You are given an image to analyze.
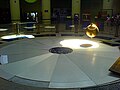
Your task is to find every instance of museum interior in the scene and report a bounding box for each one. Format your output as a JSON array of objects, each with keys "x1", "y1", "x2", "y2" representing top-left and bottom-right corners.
[{"x1": 0, "y1": 0, "x2": 120, "y2": 90}]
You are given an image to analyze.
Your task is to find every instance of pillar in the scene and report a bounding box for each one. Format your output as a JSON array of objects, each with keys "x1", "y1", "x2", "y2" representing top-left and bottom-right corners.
[
  {"x1": 72, "y1": 0, "x2": 81, "y2": 19},
  {"x1": 10, "y1": 0, "x2": 20, "y2": 23},
  {"x1": 42, "y1": 0, "x2": 51, "y2": 24},
  {"x1": 103, "y1": 0, "x2": 113, "y2": 16}
]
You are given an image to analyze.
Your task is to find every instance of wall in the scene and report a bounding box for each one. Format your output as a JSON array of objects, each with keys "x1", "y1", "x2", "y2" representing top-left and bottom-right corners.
[
  {"x1": 0, "y1": 0, "x2": 11, "y2": 23},
  {"x1": 0, "y1": 0, "x2": 10, "y2": 8},
  {"x1": 81, "y1": 0, "x2": 103, "y2": 20},
  {"x1": 103, "y1": 0, "x2": 113, "y2": 9},
  {"x1": 112, "y1": 0, "x2": 120, "y2": 14}
]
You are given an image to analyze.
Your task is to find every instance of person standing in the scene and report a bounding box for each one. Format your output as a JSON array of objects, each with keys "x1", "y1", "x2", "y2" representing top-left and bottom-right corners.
[
  {"x1": 74, "y1": 14, "x2": 79, "y2": 33},
  {"x1": 114, "y1": 13, "x2": 120, "y2": 37}
]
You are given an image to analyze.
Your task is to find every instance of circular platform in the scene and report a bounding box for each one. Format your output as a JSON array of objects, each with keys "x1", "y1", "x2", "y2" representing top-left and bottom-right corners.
[{"x1": 0, "y1": 36, "x2": 120, "y2": 88}]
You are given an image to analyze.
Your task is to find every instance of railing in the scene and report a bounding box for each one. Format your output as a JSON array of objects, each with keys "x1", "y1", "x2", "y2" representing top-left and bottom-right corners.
[{"x1": 0, "y1": 20, "x2": 119, "y2": 38}]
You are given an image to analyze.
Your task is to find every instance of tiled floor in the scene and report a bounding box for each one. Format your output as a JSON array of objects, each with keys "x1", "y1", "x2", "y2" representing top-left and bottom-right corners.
[
  {"x1": 0, "y1": 36, "x2": 120, "y2": 89},
  {"x1": 0, "y1": 22, "x2": 120, "y2": 89}
]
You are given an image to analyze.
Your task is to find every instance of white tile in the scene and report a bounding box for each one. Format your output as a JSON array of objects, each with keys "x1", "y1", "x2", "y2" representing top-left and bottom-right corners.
[
  {"x1": 49, "y1": 80, "x2": 95, "y2": 88},
  {"x1": 67, "y1": 51, "x2": 119, "y2": 84},
  {"x1": 50, "y1": 55, "x2": 94, "y2": 84},
  {"x1": 18, "y1": 54, "x2": 59, "y2": 81},
  {"x1": 0, "y1": 53, "x2": 53, "y2": 75},
  {"x1": 0, "y1": 69, "x2": 14, "y2": 80}
]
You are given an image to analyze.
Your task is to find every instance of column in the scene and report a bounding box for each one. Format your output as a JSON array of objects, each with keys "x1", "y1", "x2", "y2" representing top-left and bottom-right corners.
[
  {"x1": 42, "y1": 0, "x2": 51, "y2": 24},
  {"x1": 103, "y1": 0, "x2": 113, "y2": 15},
  {"x1": 72, "y1": 0, "x2": 81, "y2": 19},
  {"x1": 10, "y1": 0, "x2": 20, "y2": 23}
]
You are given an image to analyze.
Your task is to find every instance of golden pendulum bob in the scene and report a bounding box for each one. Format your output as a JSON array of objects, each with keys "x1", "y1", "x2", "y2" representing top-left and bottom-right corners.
[{"x1": 85, "y1": 23, "x2": 99, "y2": 38}]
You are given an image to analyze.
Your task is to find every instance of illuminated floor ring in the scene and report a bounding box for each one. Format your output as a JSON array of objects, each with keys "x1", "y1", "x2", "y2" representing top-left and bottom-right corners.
[{"x1": 60, "y1": 39, "x2": 99, "y2": 49}]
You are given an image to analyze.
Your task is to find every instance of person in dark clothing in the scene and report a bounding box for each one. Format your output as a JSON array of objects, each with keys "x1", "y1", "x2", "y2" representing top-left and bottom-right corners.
[
  {"x1": 74, "y1": 14, "x2": 79, "y2": 33},
  {"x1": 114, "y1": 13, "x2": 120, "y2": 37}
]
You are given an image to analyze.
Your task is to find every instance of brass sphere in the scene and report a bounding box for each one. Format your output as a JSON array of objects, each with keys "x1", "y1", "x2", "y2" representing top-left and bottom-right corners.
[{"x1": 85, "y1": 23, "x2": 99, "y2": 38}]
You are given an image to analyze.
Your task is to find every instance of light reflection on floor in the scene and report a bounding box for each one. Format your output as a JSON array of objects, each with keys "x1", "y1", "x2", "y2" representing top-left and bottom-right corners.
[{"x1": 60, "y1": 39, "x2": 99, "y2": 49}]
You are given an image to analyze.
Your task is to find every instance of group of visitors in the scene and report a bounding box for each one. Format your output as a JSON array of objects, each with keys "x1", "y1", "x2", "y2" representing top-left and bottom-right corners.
[{"x1": 106, "y1": 13, "x2": 120, "y2": 37}]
